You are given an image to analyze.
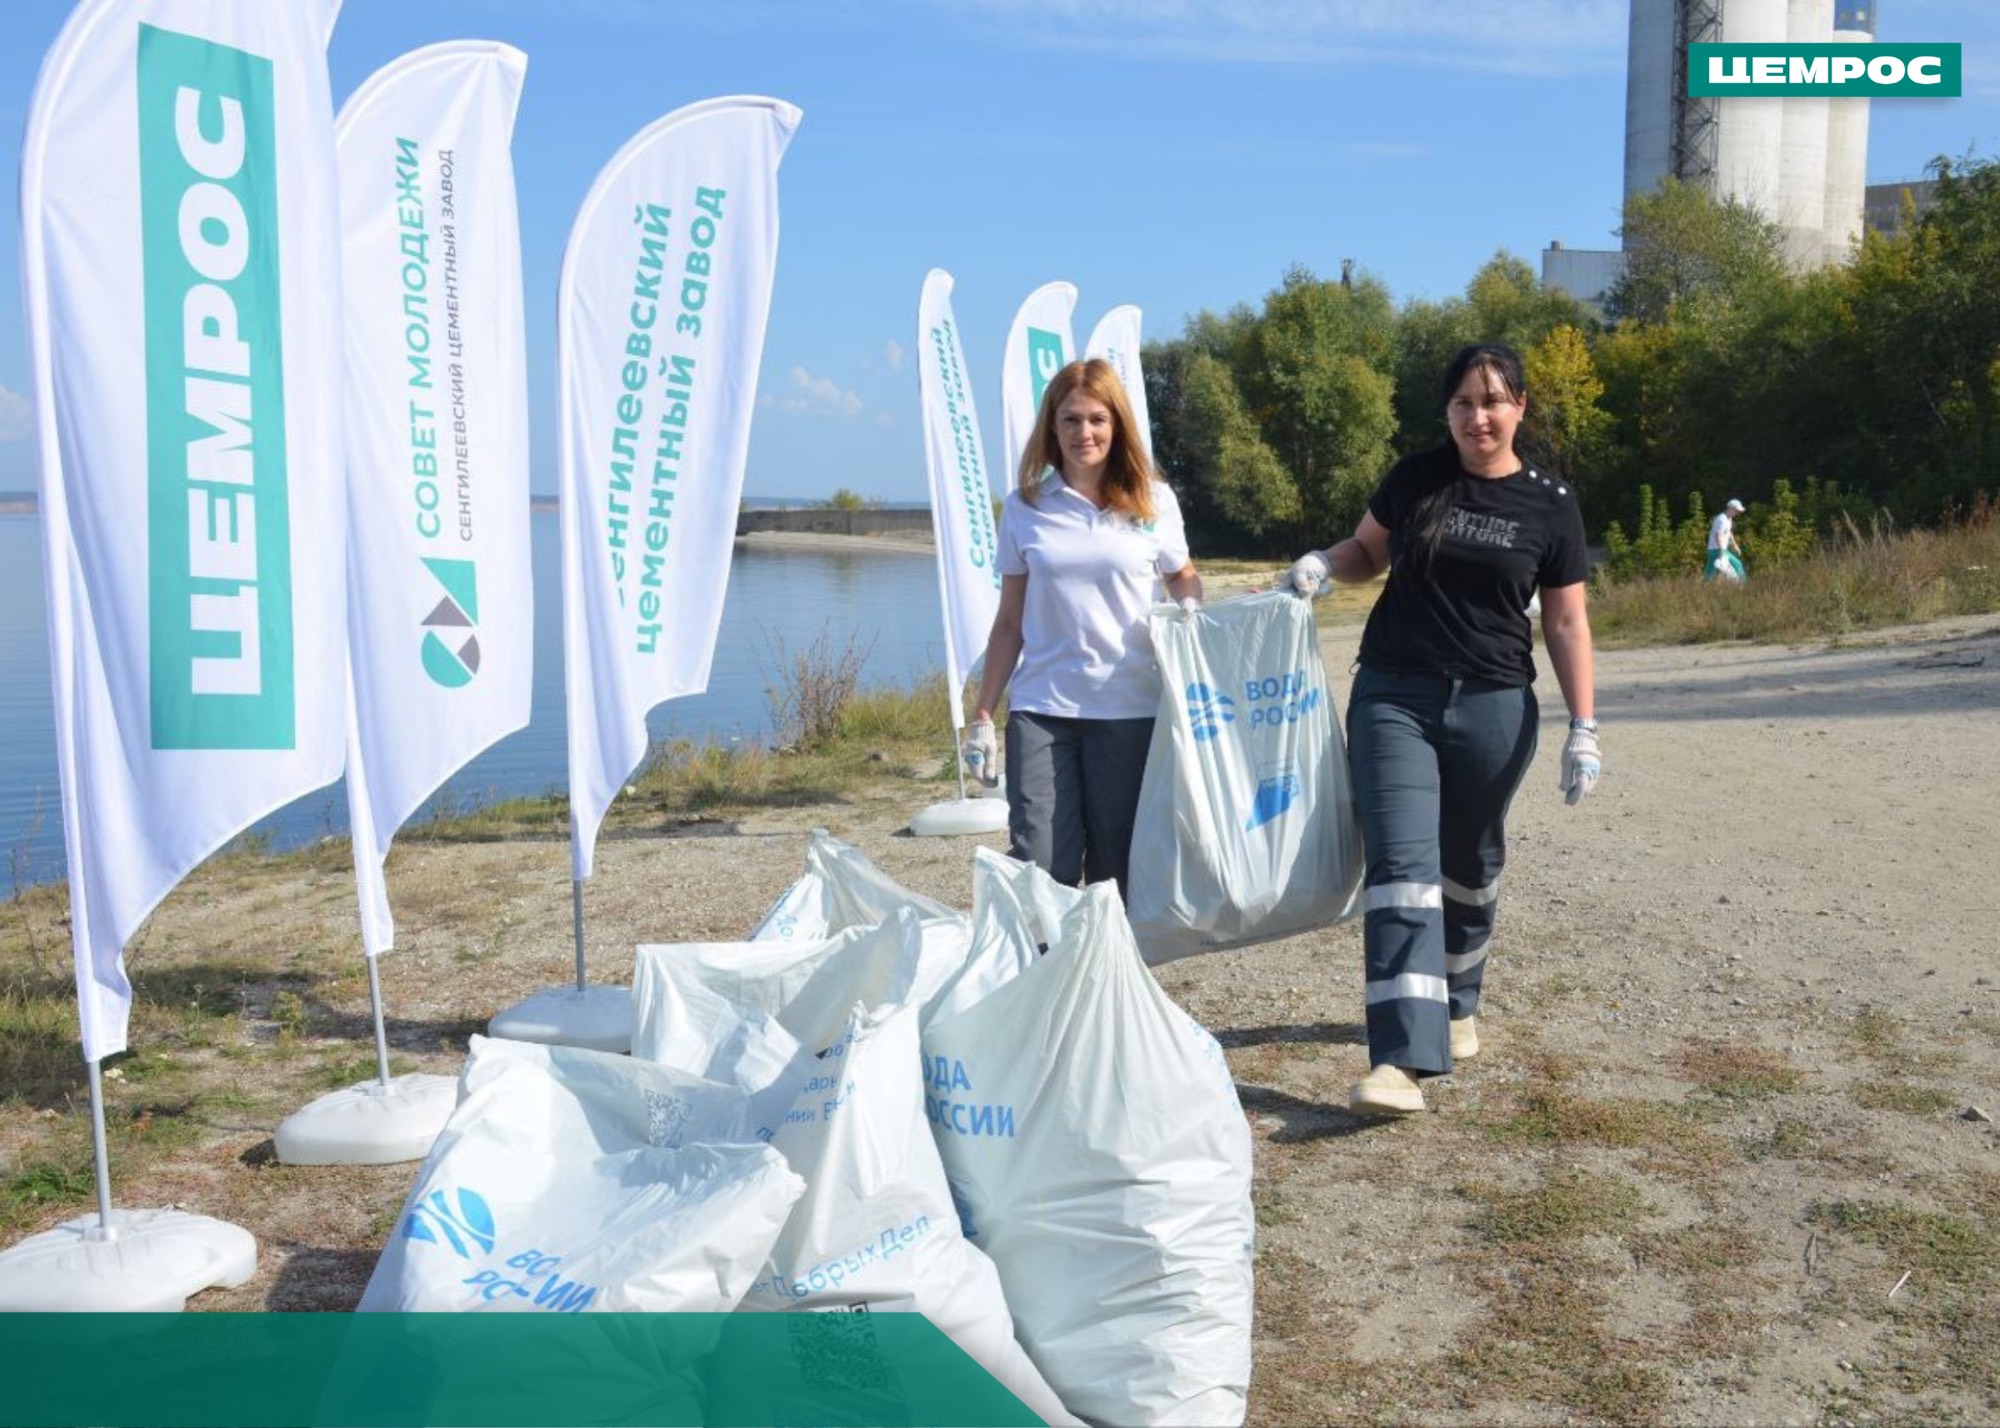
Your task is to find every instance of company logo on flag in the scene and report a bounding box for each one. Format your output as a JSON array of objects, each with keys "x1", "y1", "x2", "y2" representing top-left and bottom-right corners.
[
  {"x1": 419, "y1": 557, "x2": 482, "y2": 688},
  {"x1": 139, "y1": 25, "x2": 296, "y2": 750},
  {"x1": 1026, "y1": 327, "x2": 1065, "y2": 410}
]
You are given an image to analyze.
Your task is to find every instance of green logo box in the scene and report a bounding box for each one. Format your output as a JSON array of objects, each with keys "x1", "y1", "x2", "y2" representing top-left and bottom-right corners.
[
  {"x1": 138, "y1": 24, "x2": 296, "y2": 750},
  {"x1": 0, "y1": 1312, "x2": 1045, "y2": 1426},
  {"x1": 1026, "y1": 326, "x2": 1066, "y2": 410},
  {"x1": 1689, "y1": 43, "x2": 1961, "y2": 97}
]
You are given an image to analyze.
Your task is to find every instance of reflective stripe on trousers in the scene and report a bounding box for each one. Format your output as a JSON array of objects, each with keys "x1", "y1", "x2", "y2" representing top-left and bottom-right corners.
[{"x1": 1346, "y1": 666, "x2": 1537, "y2": 1075}]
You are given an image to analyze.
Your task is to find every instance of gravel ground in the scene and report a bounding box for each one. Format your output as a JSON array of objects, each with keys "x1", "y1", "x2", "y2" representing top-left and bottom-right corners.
[{"x1": 13, "y1": 601, "x2": 1997, "y2": 1423}]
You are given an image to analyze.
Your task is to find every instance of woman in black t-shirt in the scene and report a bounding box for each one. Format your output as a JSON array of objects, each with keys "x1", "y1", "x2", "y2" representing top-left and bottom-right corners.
[{"x1": 1286, "y1": 343, "x2": 1601, "y2": 1117}]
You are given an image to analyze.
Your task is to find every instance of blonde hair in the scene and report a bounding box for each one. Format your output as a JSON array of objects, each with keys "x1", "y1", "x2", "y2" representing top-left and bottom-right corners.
[{"x1": 1015, "y1": 358, "x2": 1157, "y2": 522}]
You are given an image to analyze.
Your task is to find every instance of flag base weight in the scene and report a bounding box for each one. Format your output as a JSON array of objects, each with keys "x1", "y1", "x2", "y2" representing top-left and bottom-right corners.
[
  {"x1": 0, "y1": 1208, "x2": 255, "y2": 1311},
  {"x1": 273, "y1": 1074, "x2": 457, "y2": 1166},
  {"x1": 909, "y1": 796, "x2": 1009, "y2": 837},
  {"x1": 488, "y1": 984, "x2": 632, "y2": 1053}
]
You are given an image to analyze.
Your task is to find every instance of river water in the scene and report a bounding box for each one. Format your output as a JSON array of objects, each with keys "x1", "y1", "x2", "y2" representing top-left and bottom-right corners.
[{"x1": 0, "y1": 512, "x2": 953, "y2": 887}]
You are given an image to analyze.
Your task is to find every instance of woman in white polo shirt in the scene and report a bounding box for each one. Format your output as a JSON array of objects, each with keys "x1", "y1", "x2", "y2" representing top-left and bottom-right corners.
[{"x1": 964, "y1": 358, "x2": 1202, "y2": 896}]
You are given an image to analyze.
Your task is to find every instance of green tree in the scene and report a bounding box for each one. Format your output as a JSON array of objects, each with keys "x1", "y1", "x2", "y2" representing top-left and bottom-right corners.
[
  {"x1": 1606, "y1": 179, "x2": 1785, "y2": 325},
  {"x1": 1843, "y1": 156, "x2": 2000, "y2": 519},
  {"x1": 1464, "y1": 252, "x2": 1596, "y2": 354},
  {"x1": 1523, "y1": 324, "x2": 1611, "y2": 480},
  {"x1": 1240, "y1": 267, "x2": 1398, "y2": 541},
  {"x1": 1178, "y1": 352, "x2": 1298, "y2": 540},
  {"x1": 822, "y1": 488, "x2": 870, "y2": 511},
  {"x1": 1390, "y1": 297, "x2": 1480, "y2": 454}
]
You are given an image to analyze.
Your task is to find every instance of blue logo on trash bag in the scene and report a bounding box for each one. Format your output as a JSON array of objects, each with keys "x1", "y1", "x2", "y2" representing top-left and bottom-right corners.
[
  {"x1": 1246, "y1": 771, "x2": 1302, "y2": 830},
  {"x1": 1187, "y1": 682, "x2": 1237, "y2": 742},
  {"x1": 401, "y1": 1184, "x2": 600, "y2": 1311},
  {"x1": 404, "y1": 1186, "x2": 497, "y2": 1258}
]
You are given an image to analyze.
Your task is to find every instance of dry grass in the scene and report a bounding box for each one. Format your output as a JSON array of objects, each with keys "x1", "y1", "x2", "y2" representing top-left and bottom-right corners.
[
  {"x1": 1590, "y1": 514, "x2": 2000, "y2": 646},
  {"x1": 1674, "y1": 1037, "x2": 1806, "y2": 1103}
]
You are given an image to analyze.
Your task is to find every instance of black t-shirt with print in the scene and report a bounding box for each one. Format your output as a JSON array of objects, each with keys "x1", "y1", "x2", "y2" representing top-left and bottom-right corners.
[{"x1": 1357, "y1": 446, "x2": 1590, "y2": 687}]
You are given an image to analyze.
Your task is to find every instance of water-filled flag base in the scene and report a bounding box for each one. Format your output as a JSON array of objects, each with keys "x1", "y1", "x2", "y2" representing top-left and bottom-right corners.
[
  {"x1": 909, "y1": 796, "x2": 1009, "y2": 838},
  {"x1": 274, "y1": 1074, "x2": 458, "y2": 1166},
  {"x1": 488, "y1": 985, "x2": 632, "y2": 1053},
  {"x1": 0, "y1": 1209, "x2": 256, "y2": 1312}
]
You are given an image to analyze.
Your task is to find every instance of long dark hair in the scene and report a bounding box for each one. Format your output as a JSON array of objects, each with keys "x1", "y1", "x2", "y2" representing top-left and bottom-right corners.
[{"x1": 1405, "y1": 343, "x2": 1527, "y2": 573}]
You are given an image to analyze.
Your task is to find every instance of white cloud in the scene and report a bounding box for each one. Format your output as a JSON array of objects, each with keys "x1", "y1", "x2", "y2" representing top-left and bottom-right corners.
[
  {"x1": 883, "y1": 339, "x2": 905, "y2": 372},
  {"x1": 777, "y1": 366, "x2": 864, "y2": 418},
  {"x1": 874, "y1": 411, "x2": 896, "y2": 430},
  {"x1": 927, "y1": 0, "x2": 1624, "y2": 75},
  {"x1": 0, "y1": 385, "x2": 30, "y2": 443}
]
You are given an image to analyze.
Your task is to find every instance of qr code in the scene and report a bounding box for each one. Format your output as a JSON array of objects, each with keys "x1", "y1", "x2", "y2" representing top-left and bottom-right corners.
[{"x1": 787, "y1": 1304, "x2": 892, "y2": 1395}]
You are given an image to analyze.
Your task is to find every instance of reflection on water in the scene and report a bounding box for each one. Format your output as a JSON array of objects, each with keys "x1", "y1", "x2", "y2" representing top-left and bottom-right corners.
[{"x1": 0, "y1": 514, "x2": 952, "y2": 886}]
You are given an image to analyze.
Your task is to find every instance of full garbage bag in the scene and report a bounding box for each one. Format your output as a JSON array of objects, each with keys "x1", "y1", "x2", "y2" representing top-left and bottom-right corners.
[
  {"x1": 360, "y1": 1035, "x2": 803, "y2": 1313},
  {"x1": 631, "y1": 906, "x2": 1077, "y2": 1426},
  {"x1": 922, "y1": 850, "x2": 1256, "y2": 1426},
  {"x1": 1127, "y1": 592, "x2": 1364, "y2": 964}
]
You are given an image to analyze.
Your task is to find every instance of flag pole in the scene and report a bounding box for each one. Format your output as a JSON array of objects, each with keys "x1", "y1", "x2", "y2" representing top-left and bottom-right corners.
[
  {"x1": 571, "y1": 879, "x2": 588, "y2": 994},
  {"x1": 85, "y1": 1060, "x2": 114, "y2": 1237},
  {"x1": 364, "y1": 958, "x2": 393, "y2": 1087}
]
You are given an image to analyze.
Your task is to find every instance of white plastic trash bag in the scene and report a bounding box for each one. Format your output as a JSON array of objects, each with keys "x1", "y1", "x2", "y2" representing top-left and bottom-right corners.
[
  {"x1": 741, "y1": 1007, "x2": 1077, "y2": 1425},
  {"x1": 749, "y1": 827, "x2": 956, "y2": 941},
  {"x1": 1128, "y1": 591, "x2": 1364, "y2": 964},
  {"x1": 633, "y1": 910, "x2": 927, "y2": 1087},
  {"x1": 746, "y1": 828, "x2": 1020, "y2": 1016},
  {"x1": 924, "y1": 853, "x2": 1256, "y2": 1426},
  {"x1": 360, "y1": 1036, "x2": 803, "y2": 1313},
  {"x1": 631, "y1": 908, "x2": 1076, "y2": 1426}
]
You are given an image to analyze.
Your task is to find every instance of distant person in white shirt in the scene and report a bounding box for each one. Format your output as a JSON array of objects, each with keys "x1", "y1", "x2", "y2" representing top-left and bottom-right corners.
[
  {"x1": 1706, "y1": 498, "x2": 1747, "y2": 582},
  {"x1": 962, "y1": 359, "x2": 1202, "y2": 898}
]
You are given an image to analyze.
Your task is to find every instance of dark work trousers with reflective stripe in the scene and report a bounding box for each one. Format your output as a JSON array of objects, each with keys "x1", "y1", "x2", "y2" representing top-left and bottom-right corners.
[
  {"x1": 1346, "y1": 666, "x2": 1538, "y2": 1076},
  {"x1": 1005, "y1": 711, "x2": 1156, "y2": 901}
]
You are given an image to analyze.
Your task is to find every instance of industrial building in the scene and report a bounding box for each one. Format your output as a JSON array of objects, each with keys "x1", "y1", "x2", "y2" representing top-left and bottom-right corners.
[{"x1": 1543, "y1": 2, "x2": 1905, "y2": 311}]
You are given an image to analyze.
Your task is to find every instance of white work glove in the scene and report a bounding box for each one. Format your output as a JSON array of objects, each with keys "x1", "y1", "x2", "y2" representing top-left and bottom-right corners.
[
  {"x1": 1176, "y1": 595, "x2": 1200, "y2": 616},
  {"x1": 1560, "y1": 719, "x2": 1601, "y2": 805},
  {"x1": 1287, "y1": 551, "x2": 1329, "y2": 598},
  {"x1": 961, "y1": 717, "x2": 1000, "y2": 788}
]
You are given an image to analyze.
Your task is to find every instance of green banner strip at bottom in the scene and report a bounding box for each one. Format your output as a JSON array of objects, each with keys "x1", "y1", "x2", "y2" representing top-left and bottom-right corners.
[{"x1": 0, "y1": 1312, "x2": 1044, "y2": 1427}]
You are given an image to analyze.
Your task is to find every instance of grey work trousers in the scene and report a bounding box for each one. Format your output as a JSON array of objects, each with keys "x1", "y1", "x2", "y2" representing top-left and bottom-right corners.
[
  {"x1": 1005, "y1": 711, "x2": 1155, "y2": 898},
  {"x1": 1346, "y1": 666, "x2": 1538, "y2": 1076}
]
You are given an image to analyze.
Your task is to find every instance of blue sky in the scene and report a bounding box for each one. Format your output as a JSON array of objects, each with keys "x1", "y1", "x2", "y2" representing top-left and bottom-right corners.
[{"x1": 1, "y1": 0, "x2": 1995, "y2": 502}]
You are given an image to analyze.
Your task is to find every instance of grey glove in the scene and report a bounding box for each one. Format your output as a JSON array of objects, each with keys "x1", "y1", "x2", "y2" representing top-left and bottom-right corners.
[
  {"x1": 1287, "y1": 551, "x2": 1329, "y2": 597},
  {"x1": 961, "y1": 717, "x2": 1000, "y2": 788},
  {"x1": 1560, "y1": 719, "x2": 1601, "y2": 805}
]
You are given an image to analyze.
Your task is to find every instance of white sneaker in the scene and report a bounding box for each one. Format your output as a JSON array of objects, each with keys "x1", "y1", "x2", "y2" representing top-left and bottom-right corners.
[
  {"x1": 1450, "y1": 1016, "x2": 1480, "y2": 1061},
  {"x1": 1349, "y1": 1064, "x2": 1425, "y2": 1116}
]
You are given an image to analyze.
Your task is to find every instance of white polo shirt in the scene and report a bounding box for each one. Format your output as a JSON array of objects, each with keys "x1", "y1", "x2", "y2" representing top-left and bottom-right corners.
[{"x1": 996, "y1": 475, "x2": 1191, "y2": 720}]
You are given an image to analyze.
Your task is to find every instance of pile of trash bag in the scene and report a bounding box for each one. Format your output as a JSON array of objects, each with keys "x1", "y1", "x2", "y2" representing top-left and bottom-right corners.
[{"x1": 364, "y1": 829, "x2": 1257, "y2": 1427}]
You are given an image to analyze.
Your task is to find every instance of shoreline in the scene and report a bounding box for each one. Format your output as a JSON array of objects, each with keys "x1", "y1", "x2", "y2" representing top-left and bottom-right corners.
[{"x1": 734, "y1": 529, "x2": 935, "y2": 555}]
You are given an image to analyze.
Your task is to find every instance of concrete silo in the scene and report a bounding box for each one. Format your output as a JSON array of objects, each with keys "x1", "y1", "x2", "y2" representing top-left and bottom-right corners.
[
  {"x1": 1824, "y1": 2, "x2": 1877, "y2": 261},
  {"x1": 1624, "y1": 0, "x2": 1679, "y2": 202},
  {"x1": 1778, "y1": 0, "x2": 1834, "y2": 267},
  {"x1": 1712, "y1": 0, "x2": 1789, "y2": 215},
  {"x1": 1620, "y1": 1, "x2": 1876, "y2": 269}
]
